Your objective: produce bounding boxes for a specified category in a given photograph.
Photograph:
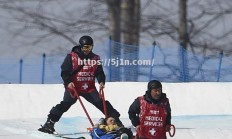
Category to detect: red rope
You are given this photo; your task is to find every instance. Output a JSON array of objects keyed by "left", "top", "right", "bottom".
[{"left": 99, "top": 88, "right": 108, "bottom": 118}]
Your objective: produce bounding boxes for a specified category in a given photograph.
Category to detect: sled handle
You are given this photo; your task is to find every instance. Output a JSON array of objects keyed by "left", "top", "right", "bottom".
[
  {"left": 168, "top": 124, "right": 176, "bottom": 137},
  {"left": 72, "top": 88, "right": 94, "bottom": 127},
  {"left": 99, "top": 88, "right": 108, "bottom": 118}
]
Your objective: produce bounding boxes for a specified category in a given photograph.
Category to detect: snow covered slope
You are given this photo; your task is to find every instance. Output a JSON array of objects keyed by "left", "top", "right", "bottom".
[{"left": 0, "top": 82, "right": 232, "bottom": 139}]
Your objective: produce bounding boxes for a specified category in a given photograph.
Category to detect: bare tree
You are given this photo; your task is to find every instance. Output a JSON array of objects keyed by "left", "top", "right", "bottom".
[
  {"left": 179, "top": 0, "right": 188, "bottom": 50},
  {"left": 1, "top": 0, "right": 232, "bottom": 82},
  {"left": 0, "top": 0, "right": 142, "bottom": 81},
  {"left": 1, "top": 0, "right": 232, "bottom": 56},
  {"left": 0, "top": 0, "right": 109, "bottom": 56},
  {"left": 140, "top": 0, "right": 232, "bottom": 56},
  {"left": 106, "top": 0, "right": 121, "bottom": 43},
  {"left": 106, "top": 0, "right": 121, "bottom": 81},
  {"left": 121, "top": 0, "right": 140, "bottom": 81}
]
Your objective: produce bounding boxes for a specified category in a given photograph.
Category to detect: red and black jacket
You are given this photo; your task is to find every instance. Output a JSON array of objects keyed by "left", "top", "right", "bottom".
[
  {"left": 60, "top": 46, "right": 105, "bottom": 91},
  {"left": 128, "top": 91, "right": 171, "bottom": 139}
]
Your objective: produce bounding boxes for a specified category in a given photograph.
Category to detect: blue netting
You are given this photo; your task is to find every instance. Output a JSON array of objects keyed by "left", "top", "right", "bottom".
[{"left": 0, "top": 41, "right": 231, "bottom": 83}]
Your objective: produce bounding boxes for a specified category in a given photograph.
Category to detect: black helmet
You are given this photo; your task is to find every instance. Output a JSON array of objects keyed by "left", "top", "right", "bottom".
[
  {"left": 147, "top": 80, "right": 162, "bottom": 91},
  {"left": 79, "top": 35, "right": 93, "bottom": 46}
]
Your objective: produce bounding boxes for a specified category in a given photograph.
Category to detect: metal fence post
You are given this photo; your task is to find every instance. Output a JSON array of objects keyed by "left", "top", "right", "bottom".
[
  {"left": 149, "top": 41, "right": 156, "bottom": 81},
  {"left": 179, "top": 44, "right": 188, "bottom": 82},
  {"left": 217, "top": 51, "right": 223, "bottom": 82},
  {"left": 41, "top": 53, "right": 46, "bottom": 84},
  {"left": 109, "top": 36, "right": 112, "bottom": 82},
  {"left": 19, "top": 59, "right": 23, "bottom": 84}
]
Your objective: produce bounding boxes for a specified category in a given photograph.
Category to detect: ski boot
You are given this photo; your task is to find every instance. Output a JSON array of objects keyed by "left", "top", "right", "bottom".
[{"left": 38, "top": 118, "right": 56, "bottom": 134}]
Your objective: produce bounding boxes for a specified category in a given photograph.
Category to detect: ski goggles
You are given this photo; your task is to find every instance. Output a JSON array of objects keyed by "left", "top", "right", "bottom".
[{"left": 81, "top": 45, "right": 93, "bottom": 51}]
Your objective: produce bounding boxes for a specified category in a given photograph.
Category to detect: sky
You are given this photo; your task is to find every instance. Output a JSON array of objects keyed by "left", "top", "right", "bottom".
[{"left": 0, "top": 82, "right": 232, "bottom": 139}]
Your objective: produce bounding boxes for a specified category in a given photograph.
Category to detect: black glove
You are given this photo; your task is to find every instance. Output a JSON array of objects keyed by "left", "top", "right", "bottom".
[{"left": 116, "top": 127, "right": 133, "bottom": 139}]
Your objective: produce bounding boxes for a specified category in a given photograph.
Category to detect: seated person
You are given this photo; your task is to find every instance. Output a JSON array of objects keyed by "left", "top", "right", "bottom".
[
  {"left": 98, "top": 117, "right": 119, "bottom": 132},
  {"left": 91, "top": 117, "right": 133, "bottom": 139}
]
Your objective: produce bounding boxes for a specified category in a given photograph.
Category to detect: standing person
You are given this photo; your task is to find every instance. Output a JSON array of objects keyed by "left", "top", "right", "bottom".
[
  {"left": 128, "top": 80, "right": 171, "bottom": 139},
  {"left": 38, "top": 35, "right": 123, "bottom": 134}
]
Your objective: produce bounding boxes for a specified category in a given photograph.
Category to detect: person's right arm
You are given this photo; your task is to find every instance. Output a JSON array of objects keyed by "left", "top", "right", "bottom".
[
  {"left": 60, "top": 54, "right": 73, "bottom": 87},
  {"left": 128, "top": 97, "right": 140, "bottom": 127}
]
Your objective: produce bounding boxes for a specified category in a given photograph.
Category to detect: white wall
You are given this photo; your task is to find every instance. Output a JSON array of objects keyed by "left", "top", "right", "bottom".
[{"left": 0, "top": 82, "right": 232, "bottom": 120}]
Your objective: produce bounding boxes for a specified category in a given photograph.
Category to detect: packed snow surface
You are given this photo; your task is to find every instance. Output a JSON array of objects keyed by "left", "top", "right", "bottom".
[{"left": 0, "top": 82, "right": 232, "bottom": 139}]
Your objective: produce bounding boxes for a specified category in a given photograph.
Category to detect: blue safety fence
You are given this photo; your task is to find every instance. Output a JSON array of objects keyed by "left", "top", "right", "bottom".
[{"left": 0, "top": 41, "right": 231, "bottom": 83}]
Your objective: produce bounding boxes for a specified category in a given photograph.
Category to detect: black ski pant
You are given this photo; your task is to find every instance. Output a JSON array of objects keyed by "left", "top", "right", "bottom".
[{"left": 48, "top": 89, "right": 123, "bottom": 126}]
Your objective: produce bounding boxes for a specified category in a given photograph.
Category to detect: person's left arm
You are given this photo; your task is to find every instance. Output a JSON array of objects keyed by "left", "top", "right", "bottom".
[
  {"left": 95, "top": 56, "right": 105, "bottom": 87},
  {"left": 165, "top": 98, "right": 172, "bottom": 132},
  {"left": 166, "top": 98, "right": 171, "bottom": 125}
]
